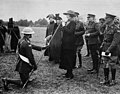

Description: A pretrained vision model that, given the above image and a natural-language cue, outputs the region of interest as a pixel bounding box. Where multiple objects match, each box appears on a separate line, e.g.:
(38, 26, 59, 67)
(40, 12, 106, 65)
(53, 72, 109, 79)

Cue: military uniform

(2, 27, 46, 90)
(100, 13, 120, 86)
(85, 14, 100, 73)
(101, 14, 120, 85)
(75, 21, 85, 68)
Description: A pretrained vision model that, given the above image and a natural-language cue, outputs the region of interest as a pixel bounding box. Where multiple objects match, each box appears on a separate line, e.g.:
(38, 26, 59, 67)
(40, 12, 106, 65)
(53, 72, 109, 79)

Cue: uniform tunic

(75, 21, 85, 50)
(15, 36, 37, 74)
(85, 21, 100, 70)
(102, 23, 120, 57)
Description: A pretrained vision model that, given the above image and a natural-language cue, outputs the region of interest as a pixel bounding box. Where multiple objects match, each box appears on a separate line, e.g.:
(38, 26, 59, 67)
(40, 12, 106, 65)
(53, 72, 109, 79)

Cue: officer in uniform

(74, 12, 85, 68)
(100, 13, 120, 86)
(2, 27, 47, 90)
(98, 18, 106, 45)
(85, 14, 100, 74)
(98, 18, 106, 60)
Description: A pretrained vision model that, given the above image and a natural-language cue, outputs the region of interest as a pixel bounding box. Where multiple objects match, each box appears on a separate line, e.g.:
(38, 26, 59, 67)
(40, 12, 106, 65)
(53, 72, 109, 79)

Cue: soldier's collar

(23, 36, 30, 42)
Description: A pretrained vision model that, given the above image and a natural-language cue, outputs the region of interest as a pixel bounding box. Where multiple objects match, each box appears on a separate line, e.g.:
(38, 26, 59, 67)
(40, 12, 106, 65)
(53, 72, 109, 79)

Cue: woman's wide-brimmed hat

(63, 10, 76, 17)
(46, 14, 55, 19)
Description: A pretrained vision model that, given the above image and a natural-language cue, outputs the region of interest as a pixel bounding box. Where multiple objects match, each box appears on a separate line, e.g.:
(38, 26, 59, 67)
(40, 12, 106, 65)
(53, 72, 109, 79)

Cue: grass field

(0, 27, 120, 94)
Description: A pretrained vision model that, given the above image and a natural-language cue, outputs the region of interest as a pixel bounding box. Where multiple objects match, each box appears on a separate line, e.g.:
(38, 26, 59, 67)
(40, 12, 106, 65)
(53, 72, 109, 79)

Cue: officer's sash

(19, 54, 32, 66)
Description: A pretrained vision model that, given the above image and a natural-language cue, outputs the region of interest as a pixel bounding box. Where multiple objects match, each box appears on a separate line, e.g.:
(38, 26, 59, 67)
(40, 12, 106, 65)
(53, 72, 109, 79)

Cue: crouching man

(2, 27, 47, 90)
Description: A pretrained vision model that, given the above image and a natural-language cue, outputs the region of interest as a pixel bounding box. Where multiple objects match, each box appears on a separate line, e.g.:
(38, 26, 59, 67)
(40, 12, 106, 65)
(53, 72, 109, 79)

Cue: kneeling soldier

(2, 27, 47, 90)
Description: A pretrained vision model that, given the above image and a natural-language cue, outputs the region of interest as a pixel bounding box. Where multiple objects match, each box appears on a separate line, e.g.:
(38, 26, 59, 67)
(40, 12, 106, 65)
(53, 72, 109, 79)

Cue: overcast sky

(0, 0, 120, 21)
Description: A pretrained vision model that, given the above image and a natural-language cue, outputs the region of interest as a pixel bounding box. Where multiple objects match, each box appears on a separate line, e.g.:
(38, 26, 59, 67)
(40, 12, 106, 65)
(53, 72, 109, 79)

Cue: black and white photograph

(0, 0, 120, 94)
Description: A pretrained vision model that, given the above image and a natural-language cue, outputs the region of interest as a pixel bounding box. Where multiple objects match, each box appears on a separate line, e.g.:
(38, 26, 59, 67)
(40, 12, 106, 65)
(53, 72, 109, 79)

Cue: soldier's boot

(109, 69, 116, 86)
(78, 53, 82, 68)
(2, 78, 22, 90)
(7, 78, 22, 86)
(100, 68, 109, 85)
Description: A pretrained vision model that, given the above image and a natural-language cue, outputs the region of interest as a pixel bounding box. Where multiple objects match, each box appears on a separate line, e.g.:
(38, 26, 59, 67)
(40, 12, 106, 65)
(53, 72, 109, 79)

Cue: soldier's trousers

(85, 38, 90, 56)
(7, 72, 29, 87)
(89, 44, 99, 71)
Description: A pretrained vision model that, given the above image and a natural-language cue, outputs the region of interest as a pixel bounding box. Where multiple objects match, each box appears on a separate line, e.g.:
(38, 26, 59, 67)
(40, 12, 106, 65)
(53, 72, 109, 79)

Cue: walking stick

(22, 49, 46, 89)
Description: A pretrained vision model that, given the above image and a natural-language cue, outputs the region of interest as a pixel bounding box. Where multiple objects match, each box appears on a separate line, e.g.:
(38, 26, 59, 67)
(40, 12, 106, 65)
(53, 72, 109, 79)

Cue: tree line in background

(3, 18, 48, 27)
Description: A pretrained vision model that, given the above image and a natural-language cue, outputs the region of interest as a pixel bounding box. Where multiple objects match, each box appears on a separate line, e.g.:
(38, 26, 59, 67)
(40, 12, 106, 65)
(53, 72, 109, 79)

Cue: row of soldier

(1, 10, 120, 91)
(0, 18, 21, 54)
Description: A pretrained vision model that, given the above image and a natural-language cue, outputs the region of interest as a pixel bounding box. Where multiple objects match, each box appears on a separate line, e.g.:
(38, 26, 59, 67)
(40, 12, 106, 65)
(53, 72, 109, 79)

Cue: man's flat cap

(87, 14, 95, 18)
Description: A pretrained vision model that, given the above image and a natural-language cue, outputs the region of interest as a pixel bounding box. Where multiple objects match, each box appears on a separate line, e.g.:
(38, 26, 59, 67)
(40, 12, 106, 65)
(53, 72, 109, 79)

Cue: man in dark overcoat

(8, 18, 21, 52)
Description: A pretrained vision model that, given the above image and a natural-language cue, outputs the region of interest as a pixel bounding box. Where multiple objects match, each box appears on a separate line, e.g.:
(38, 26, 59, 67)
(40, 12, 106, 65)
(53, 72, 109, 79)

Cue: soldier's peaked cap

(46, 14, 55, 19)
(87, 14, 95, 18)
(106, 13, 116, 19)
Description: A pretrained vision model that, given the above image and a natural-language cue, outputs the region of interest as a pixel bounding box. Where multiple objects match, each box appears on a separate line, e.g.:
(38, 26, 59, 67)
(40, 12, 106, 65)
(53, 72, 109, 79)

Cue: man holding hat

(2, 27, 47, 90)
(74, 12, 85, 68)
(85, 14, 100, 74)
(100, 13, 120, 86)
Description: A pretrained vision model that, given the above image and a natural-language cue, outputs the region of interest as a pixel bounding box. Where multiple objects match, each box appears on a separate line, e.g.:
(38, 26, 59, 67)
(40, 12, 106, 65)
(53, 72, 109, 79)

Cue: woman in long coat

(59, 10, 76, 79)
